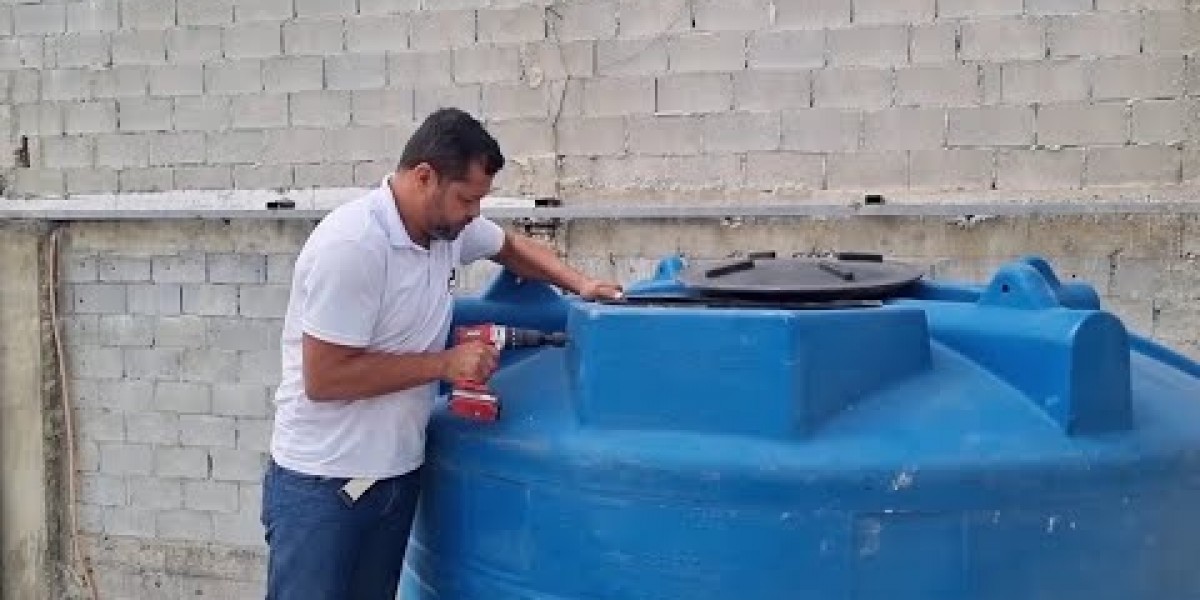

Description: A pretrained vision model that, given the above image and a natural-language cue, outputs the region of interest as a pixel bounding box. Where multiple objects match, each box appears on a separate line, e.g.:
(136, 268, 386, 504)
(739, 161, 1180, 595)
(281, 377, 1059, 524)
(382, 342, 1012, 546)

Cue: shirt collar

(377, 174, 423, 251)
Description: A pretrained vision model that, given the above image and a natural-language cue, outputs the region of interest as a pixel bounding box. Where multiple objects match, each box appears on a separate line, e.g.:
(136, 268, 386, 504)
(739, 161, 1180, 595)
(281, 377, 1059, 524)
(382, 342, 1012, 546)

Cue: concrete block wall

(36, 214, 1197, 598)
(3, 0, 1198, 201)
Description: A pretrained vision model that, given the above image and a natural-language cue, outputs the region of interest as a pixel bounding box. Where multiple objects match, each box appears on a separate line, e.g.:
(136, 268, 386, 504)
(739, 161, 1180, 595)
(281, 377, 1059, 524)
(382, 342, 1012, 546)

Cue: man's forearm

(305, 348, 445, 402)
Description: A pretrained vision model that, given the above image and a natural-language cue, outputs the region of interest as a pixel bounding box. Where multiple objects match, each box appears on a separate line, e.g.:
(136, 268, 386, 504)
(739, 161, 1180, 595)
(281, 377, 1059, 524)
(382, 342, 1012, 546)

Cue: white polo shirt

(270, 177, 505, 478)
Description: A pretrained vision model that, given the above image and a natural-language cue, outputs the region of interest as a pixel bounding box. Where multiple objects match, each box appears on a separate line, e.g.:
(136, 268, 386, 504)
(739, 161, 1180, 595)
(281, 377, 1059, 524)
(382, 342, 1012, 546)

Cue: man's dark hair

(399, 108, 505, 181)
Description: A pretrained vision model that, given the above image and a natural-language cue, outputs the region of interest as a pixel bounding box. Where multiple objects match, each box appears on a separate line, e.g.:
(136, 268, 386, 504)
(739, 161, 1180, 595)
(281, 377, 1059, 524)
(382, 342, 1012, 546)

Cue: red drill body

(448, 324, 567, 422)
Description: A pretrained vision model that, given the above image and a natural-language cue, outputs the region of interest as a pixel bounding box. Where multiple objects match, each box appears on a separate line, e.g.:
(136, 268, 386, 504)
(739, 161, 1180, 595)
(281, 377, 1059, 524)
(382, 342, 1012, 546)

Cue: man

(262, 108, 623, 599)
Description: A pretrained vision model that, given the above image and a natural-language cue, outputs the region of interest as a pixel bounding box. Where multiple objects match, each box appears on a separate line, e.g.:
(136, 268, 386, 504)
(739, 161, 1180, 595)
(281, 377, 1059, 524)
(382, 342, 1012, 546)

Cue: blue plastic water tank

(400, 255, 1200, 600)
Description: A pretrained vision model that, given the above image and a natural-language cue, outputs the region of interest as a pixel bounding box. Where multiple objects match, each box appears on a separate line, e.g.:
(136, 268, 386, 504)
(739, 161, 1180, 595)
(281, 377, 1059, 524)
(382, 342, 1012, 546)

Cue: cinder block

(910, 23, 958, 64)
(181, 349, 239, 383)
(293, 163, 353, 187)
(1132, 99, 1189, 144)
(212, 511, 265, 546)
(68, 0, 120, 32)
(733, 71, 812, 111)
(480, 118, 553, 156)
(92, 66, 151, 98)
(826, 152, 907, 189)
(626, 115, 702, 155)
(773, 0, 851, 29)
(703, 112, 779, 152)
(691, 0, 769, 31)
(207, 317, 277, 351)
(1002, 60, 1088, 103)
(936, 0, 1022, 18)
(184, 480, 240, 513)
(947, 106, 1034, 146)
(240, 349, 283, 386)
(101, 443, 154, 476)
(80, 409, 126, 442)
(210, 449, 267, 482)
(1037, 102, 1128, 145)
(117, 98, 172, 132)
(67, 169, 119, 194)
(179, 0, 235, 26)
(327, 54, 386, 91)
(237, 418, 273, 452)
(1189, 59, 1200, 96)
(175, 166, 233, 190)
(910, 149, 994, 190)
(42, 69, 92, 102)
(263, 56, 324, 93)
(17, 104, 65, 137)
(616, 0, 689, 38)
(582, 76, 654, 116)
(781, 108, 860, 151)
(103, 507, 156, 537)
(360, 0, 419, 13)
(47, 33, 112, 69)
(552, 117, 624, 155)
(476, 7, 543, 45)
(993, 148, 1089, 188)
(156, 380, 212, 413)
(155, 446, 208, 478)
(155, 316, 208, 348)
(1092, 56, 1185, 100)
(1141, 10, 1199, 55)
(12, 169, 66, 198)
(296, 0, 356, 18)
(153, 254, 206, 284)
(205, 59, 264, 95)
(813, 68, 892, 109)
(64, 101, 118, 135)
(289, 90, 352, 127)
(112, 30, 168, 65)
(229, 94, 287, 129)
(388, 50, 453, 86)
(78, 443, 102, 473)
(1049, 14, 1141, 57)
(206, 131, 266, 165)
(128, 284, 182, 315)
(71, 346, 125, 379)
(1086, 145, 1181, 185)
(322, 127, 387, 162)
(553, 0, 617, 41)
(96, 134, 148, 168)
(15, 4, 66, 35)
(126, 410, 180, 444)
(179, 415, 237, 448)
(234, 164, 294, 189)
(101, 380, 157, 413)
(121, 0, 176, 30)
(828, 25, 907, 68)
(43, 135, 95, 167)
(346, 15, 408, 53)
(864, 107, 946, 151)
(667, 32, 745, 73)
(148, 132, 206, 166)
(233, 0, 294, 23)
(855, 0, 935, 23)
(167, 28, 222, 63)
(744, 152, 824, 190)
(149, 65, 204, 96)
(12, 71, 40, 104)
(73, 284, 128, 314)
(98, 258, 152, 284)
(209, 254, 267, 284)
(1027, 0, 1094, 14)
(224, 21, 283, 59)
(65, 256, 100, 284)
(263, 128, 327, 163)
(481, 82, 552, 120)
(896, 65, 979, 106)
(656, 73, 733, 114)
(0, 37, 42, 71)
(1098, 0, 1185, 9)
(213, 384, 272, 417)
(99, 314, 155, 348)
(410, 9, 475, 49)
(961, 18, 1046, 61)
(125, 347, 183, 380)
(128, 476, 183, 510)
(157, 510, 213, 542)
(597, 37, 668, 76)
(81, 474, 126, 507)
(266, 255, 297, 284)
(119, 168, 174, 192)
(181, 284, 239, 316)
(454, 44, 522, 83)
(747, 31, 824, 70)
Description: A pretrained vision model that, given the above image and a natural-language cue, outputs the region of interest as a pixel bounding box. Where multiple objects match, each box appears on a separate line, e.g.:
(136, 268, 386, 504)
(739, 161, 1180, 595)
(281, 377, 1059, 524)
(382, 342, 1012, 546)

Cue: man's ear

(412, 163, 436, 187)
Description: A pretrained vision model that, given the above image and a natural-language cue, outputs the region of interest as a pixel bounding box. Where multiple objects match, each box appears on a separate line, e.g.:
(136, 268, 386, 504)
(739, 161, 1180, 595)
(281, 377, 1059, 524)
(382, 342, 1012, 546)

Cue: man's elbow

(303, 371, 343, 402)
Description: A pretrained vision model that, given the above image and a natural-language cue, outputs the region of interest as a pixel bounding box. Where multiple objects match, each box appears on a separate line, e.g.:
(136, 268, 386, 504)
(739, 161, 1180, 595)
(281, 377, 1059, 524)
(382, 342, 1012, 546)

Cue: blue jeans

(261, 460, 422, 600)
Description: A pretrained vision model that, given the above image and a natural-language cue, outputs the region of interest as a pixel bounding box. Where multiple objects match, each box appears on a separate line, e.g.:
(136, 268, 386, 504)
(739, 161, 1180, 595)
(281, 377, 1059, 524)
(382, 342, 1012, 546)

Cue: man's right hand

(440, 341, 499, 382)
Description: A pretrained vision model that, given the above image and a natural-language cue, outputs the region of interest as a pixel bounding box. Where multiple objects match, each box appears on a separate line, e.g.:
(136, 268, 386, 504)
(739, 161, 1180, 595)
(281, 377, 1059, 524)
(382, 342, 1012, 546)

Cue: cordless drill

(448, 324, 568, 422)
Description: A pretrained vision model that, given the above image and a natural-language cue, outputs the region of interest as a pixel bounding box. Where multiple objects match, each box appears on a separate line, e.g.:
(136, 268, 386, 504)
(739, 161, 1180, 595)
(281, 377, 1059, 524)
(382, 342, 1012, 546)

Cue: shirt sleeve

(457, 217, 505, 265)
(301, 239, 383, 348)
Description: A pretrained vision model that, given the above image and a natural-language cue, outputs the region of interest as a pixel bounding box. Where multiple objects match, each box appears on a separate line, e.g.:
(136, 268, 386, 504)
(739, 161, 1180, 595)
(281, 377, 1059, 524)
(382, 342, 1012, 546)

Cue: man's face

(420, 162, 493, 241)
